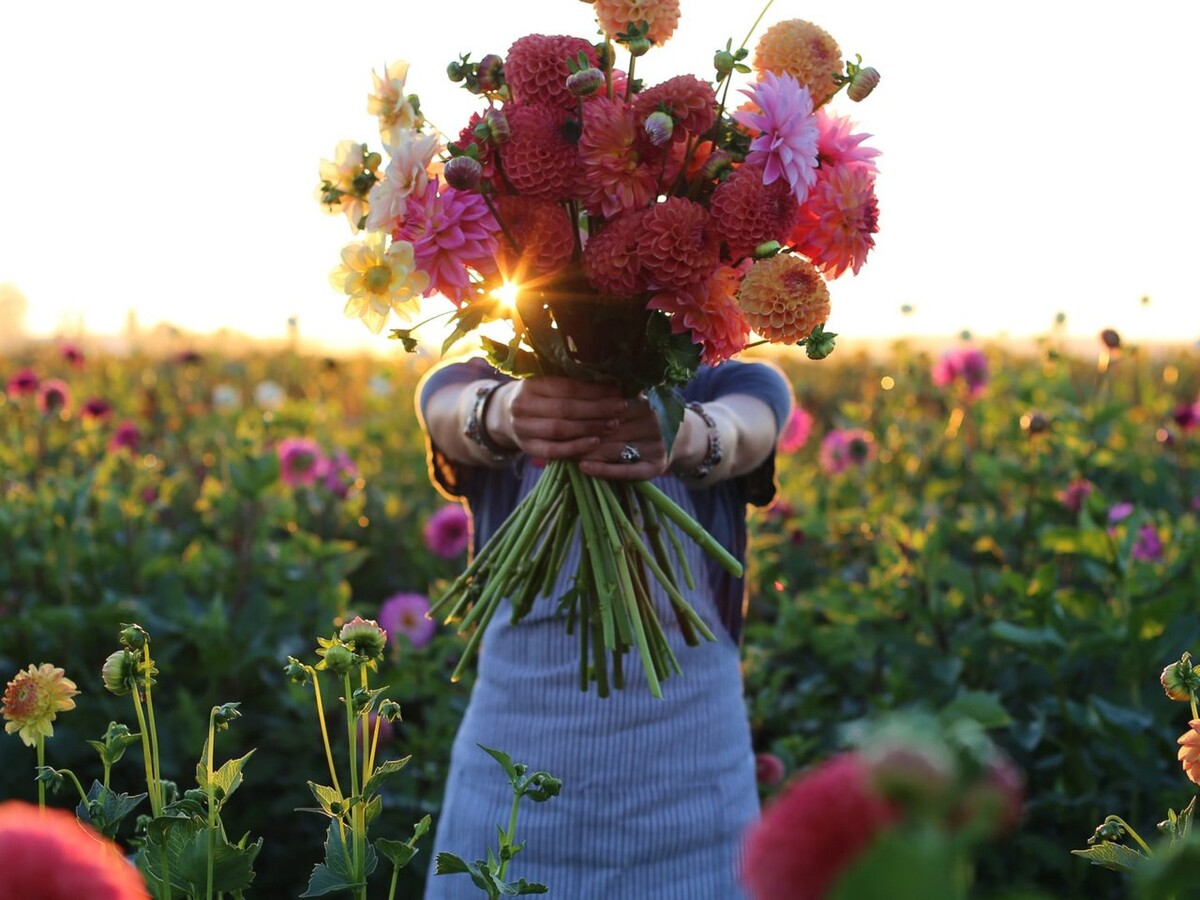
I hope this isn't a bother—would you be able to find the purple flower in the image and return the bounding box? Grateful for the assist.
[60,343,85,369]
[5,368,38,400]
[81,397,113,423]
[931,347,989,399]
[36,379,72,416]
[735,70,819,204]
[1107,502,1135,525]
[378,592,436,650]
[1172,401,1199,433]
[756,753,787,787]
[276,437,325,488]
[107,420,141,454]
[318,449,358,498]
[1132,525,1164,563]
[818,428,875,475]
[424,503,470,559]
[778,406,814,453]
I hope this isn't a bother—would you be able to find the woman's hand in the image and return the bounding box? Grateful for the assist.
[498,377,667,481]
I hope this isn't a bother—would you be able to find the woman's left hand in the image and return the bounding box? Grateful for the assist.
[577,394,668,481]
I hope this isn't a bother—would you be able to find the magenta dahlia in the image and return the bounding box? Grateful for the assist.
[395,180,500,305]
[816,108,881,173]
[734,70,819,205]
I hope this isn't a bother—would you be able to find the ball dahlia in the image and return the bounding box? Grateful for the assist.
[789,164,879,279]
[505,34,597,109]
[738,254,830,344]
[500,104,581,202]
[648,266,749,365]
[593,0,681,46]
[633,75,717,140]
[581,210,648,298]
[639,198,720,291]
[494,194,576,277]
[753,18,843,108]
[709,164,800,261]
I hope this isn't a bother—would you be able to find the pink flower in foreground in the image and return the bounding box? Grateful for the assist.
[648,266,749,366]
[424,503,470,559]
[578,97,660,218]
[735,70,819,205]
[107,421,141,454]
[277,437,325,488]
[0,801,149,899]
[1057,479,1094,514]
[819,428,875,475]
[742,753,899,900]
[1131,524,1164,562]
[378,592,436,650]
[37,378,72,416]
[395,180,499,305]
[6,368,38,400]
[777,406,813,453]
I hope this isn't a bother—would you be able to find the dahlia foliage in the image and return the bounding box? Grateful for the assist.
[317,1,882,695]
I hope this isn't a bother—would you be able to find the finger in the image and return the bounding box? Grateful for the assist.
[578,458,666,481]
[519,435,603,460]
[513,391,629,424]
[513,416,622,444]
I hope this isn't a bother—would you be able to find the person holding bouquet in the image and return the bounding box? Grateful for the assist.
[418,355,792,898]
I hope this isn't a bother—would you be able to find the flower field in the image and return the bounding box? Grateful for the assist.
[2,329,1199,898]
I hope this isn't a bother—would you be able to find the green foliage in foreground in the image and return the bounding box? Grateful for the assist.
[2,331,1199,897]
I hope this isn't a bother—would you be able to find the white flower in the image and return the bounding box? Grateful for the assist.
[212,383,242,412]
[254,380,286,411]
[368,60,421,146]
[365,130,441,233]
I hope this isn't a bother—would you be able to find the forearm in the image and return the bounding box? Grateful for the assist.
[425,378,520,468]
[668,393,779,483]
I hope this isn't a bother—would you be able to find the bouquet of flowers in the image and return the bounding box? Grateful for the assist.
[319,0,881,696]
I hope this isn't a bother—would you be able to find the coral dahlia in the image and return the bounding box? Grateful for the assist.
[593,0,681,46]
[2,663,79,747]
[742,753,899,900]
[648,266,749,365]
[738,254,830,344]
[735,71,819,205]
[639,198,720,292]
[494,195,576,278]
[581,210,649,298]
[505,34,597,109]
[579,97,659,217]
[790,164,879,279]
[709,164,800,261]
[753,18,843,108]
[500,104,581,202]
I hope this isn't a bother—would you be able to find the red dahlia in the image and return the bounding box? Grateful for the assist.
[500,104,581,202]
[633,75,717,140]
[639,198,720,291]
[709,164,801,261]
[581,210,648,298]
[494,194,576,277]
[505,34,598,110]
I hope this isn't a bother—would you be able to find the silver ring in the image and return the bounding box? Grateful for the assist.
[618,444,641,464]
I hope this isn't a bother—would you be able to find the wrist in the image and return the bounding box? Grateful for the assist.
[464,380,518,463]
[670,403,724,480]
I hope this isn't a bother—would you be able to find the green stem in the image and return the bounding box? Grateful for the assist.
[633,480,743,576]
[207,710,217,900]
[56,767,90,806]
[343,672,365,896]
[1191,695,1198,723]
[309,668,343,798]
[130,689,160,816]
[387,864,400,900]
[36,737,45,811]
[142,648,164,811]
[497,792,522,881]
[1105,815,1154,856]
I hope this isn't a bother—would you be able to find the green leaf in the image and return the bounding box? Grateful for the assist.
[478,744,520,782]
[1039,526,1115,563]
[1071,841,1147,872]
[75,780,146,840]
[1090,696,1153,731]
[827,825,962,899]
[988,621,1067,649]
[302,781,345,818]
[361,755,412,798]
[434,852,471,876]
[300,819,377,897]
[196,747,255,807]
[646,385,687,457]
[388,329,419,352]
[137,816,262,895]
[939,691,1012,729]
[375,815,430,871]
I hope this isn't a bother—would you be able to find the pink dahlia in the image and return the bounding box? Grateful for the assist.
[0,801,150,899]
[60,343,85,369]
[755,752,787,787]
[5,368,38,400]
[815,108,881,173]
[790,164,879,279]
[639,198,720,291]
[107,420,141,454]
[277,436,325,488]
[505,34,597,109]
[581,210,649,298]
[1107,502,1135,525]
[777,406,813,453]
[378,592,437,651]
[81,397,113,424]
[1057,478,1095,514]
[1132,524,1164,563]
[395,179,500,305]
[648,266,749,365]
[578,97,659,217]
[709,163,801,261]
[494,195,575,278]
[742,753,899,900]
[633,75,717,140]
[819,428,875,475]
[317,449,358,499]
[424,503,471,559]
[929,347,988,399]
[500,104,581,203]
[36,378,72,417]
[734,71,819,205]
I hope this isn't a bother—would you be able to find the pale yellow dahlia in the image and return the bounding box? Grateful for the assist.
[329,232,430,334]
[318,140,380,227]
[754,19,843,108]
[737,254,830,344]
[1179,720,1200,785]
[2,664,79,747]
[594,0,681,46]
[368,60,421,146]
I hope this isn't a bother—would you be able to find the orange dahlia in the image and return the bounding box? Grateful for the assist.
[633,75,717,140]
[754,19,843,108]
[709,164,801,261]
[505,34,598,109]
[1179,720,1200,785]
[581,210,648,297]
[790,165,879,279]
[639,198,720,291]
[594,0,681,46]
[500,104,581,202]
[495,195,576,277]
[648,266,750,365]
[738,254,830,344]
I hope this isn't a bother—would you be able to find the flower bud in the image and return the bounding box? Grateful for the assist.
[284,657,312,685]
[484,108,510,144]
[446,61,466,83]
[119,623,149,652]
[443,155,483,191]
[1100,328,1121,350]
[476,54,504,92]
[643,110,674,146]
[340,616,387,661]
[804,325,837,360]
[753,241,782,259]
[714,49,736,79]
[212,702,242,730]
[567,67,605,97]
[847,66,881,102]
[101,650,138,696]
[625,35,652,57]
[318,642,357,676]
[701,150,734,182]
[378,699,403,722]
[1088,819,1127,845]
[1161,653,1199,702]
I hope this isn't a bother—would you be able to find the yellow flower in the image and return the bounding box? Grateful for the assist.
[2,664,80,748]
[754,19,843,108]
[368,60,421,146]
[1179,720,1200,785]
[737,254,831,344]
[329,232,430,334]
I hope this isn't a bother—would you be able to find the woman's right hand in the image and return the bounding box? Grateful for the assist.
[494,376,629,461]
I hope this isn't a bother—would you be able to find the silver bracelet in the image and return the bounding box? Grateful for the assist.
[676,401,723,480]
[464,382,518,463]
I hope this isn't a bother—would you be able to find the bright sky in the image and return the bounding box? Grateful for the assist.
[2,0,1198,354]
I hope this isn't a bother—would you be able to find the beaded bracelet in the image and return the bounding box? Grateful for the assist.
[676,401,723,480]
[464,382,518,463]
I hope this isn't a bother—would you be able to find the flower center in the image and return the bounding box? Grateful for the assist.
[365,264,392,294]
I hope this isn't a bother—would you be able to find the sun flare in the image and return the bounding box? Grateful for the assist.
[492,281,520,313]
